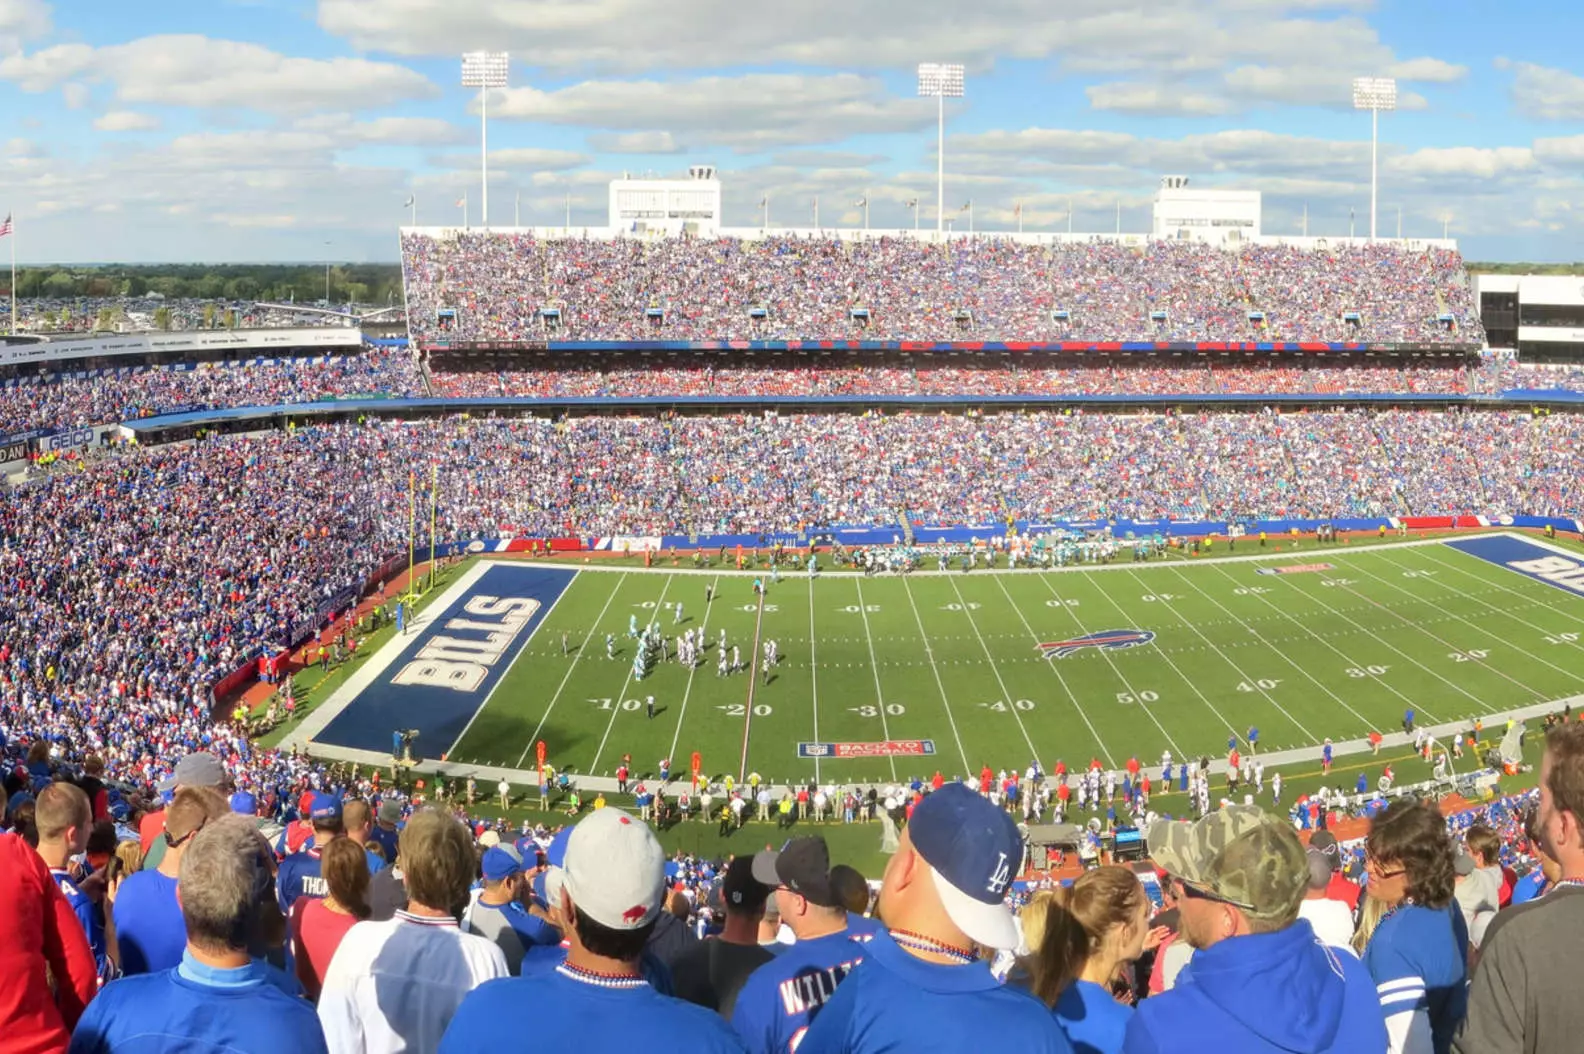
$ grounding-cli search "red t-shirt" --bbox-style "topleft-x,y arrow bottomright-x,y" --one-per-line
1325,872 -> 1361,911
139,809 -> 166,856
292,897 -> 361,1000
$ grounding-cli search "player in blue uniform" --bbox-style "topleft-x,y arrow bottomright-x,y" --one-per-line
798,784 -> 1068,1053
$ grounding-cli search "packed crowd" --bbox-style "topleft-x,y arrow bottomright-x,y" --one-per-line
0,348 -> 424,435
3,713 -> 1580,1054
429,357 -> 1518,399
401,233 -> 1483,345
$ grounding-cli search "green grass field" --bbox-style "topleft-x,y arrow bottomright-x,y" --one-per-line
442,534 -> 1584,786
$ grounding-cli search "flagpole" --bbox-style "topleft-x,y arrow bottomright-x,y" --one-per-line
8,215 -> 14,337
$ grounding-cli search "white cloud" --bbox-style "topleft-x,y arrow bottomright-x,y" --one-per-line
1533,136 -> 1584,167
587,130 -> 684,154
93,110 -> 160,132
433,146 -> 590,170
1388,146 -> 1535,181
0,0 -> 49,49
1504,61 -> 1584,120
294,114 -> 469,145
1085,82 -> 1233,116
490,73 -> 933,150
0,34 -> 438,113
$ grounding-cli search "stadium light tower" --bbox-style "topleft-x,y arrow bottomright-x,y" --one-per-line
917,62 -> 964,235
462,51 -> 510,229
1352,76 -> 1396,242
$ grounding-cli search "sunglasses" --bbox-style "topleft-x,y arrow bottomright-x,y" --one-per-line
1363,852 -> 1406,880
1170,876 -> 1256,911
163,816 -> 207,850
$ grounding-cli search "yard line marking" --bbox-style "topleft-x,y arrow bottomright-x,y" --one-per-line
988,576 -> 1121,766
1344,556 -> 1571,692
1276,569 -> 1500,713
1200,563 -> 1429,730
944,577 -> 1041,762
808,578 -> 821,783
738,591 -> 767,782
589,575 -> 676,774
1112,567 -> 1315,743
1411,546 -> 1584,642
518,572 -> 629,767
901,576 -> 972,776
666,574 -> 720,767
853,579 -> 898,782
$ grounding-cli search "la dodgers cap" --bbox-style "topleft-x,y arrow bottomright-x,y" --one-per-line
554,808 -> 666,931
908,783 -> 1023,950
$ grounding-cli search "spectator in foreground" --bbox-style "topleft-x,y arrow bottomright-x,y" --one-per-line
732,836 -> 867,1053
440,808 -> 746,1052
1300,848 -> 1359,952
1307,830 -> 1362,912
1456,722 -> 1584,1054
1361,800 -> 1468,1054
34,783 -> 111,979
69,814 -> 328,1054
317,809 -> 508,1053
462,845 -> 558,974
0,824 -> 97,1052
114,787 -> 230,976
1029,865 -> 1154,1054
671,854 -> 774,1019
291,836 -> 372,1001
1125,805 -> 1385,1054
139,751 -> 228,868
798,783 -> 1068,1053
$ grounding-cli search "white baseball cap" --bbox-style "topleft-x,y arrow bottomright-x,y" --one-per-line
556,807 -> 666,930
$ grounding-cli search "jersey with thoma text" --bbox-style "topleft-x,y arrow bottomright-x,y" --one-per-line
730,930 -> 869,1054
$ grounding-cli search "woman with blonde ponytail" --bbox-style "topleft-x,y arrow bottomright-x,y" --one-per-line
1030,866 -> 1154,1054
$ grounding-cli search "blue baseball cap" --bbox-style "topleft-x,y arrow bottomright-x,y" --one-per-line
230,792 -> 258,816
482,847 -> 524,882
309,793 -> 343,823
908,783 -> 1023,950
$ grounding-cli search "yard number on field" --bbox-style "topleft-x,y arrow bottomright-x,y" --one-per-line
1447,650 -> 1489,663
839,605 -> 882,613
1236,679 -> 1282,692
1545,632 -> 1580,645
850,704 -> 906,717
942,602 -> 981,611
1045,598 -> 1080,607
1116,691 -> 1160,705
587,697 -> 643,711
1140,594 -> 1179,602
980,699 -> 1037,712
1345,665 -> 1391,678
718,704 -> 773,717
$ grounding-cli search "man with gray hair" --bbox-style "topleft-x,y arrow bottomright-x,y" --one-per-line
69,814 -> 328,1054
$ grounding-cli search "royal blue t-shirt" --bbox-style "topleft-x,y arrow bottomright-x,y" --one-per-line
52,868 -> 109,981
731,929 -> 868,1054
1363,903 -> 1468,1054
68,953 -> 327,1054
797,930 -> 1070,1053
520,942 -> 675,994
845,913 -> 882,941
439,967 -> 745,1054
1054,979 -> 1132,1054
113,869 -> 186,976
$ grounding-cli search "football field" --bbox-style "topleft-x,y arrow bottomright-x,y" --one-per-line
310,533 -> 1584,785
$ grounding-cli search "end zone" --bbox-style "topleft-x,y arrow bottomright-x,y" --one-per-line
293,561 -> 576,756
1444,533 -> 1584,600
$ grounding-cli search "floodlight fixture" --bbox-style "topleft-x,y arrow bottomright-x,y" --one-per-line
918,63 -> 965,234
1352,76 -> 1397,241
462,52 -> 510,228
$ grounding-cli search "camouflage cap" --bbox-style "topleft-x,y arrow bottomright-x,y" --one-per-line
1146,804 -> 1308,922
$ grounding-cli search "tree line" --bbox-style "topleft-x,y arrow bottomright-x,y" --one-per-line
5,263 -> 405,306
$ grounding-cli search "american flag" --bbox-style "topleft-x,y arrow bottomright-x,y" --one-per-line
0,213 -> 11,238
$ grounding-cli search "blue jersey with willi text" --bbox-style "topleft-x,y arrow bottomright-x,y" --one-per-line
730,929 -> 868,1054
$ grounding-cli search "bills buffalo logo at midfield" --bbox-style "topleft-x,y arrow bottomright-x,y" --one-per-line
1037,629 -> 1156,660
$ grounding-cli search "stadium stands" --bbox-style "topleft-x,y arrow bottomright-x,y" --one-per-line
401,233 -> 1483,346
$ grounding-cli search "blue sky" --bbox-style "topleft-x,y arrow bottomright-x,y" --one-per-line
2,0 -> 1582,262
